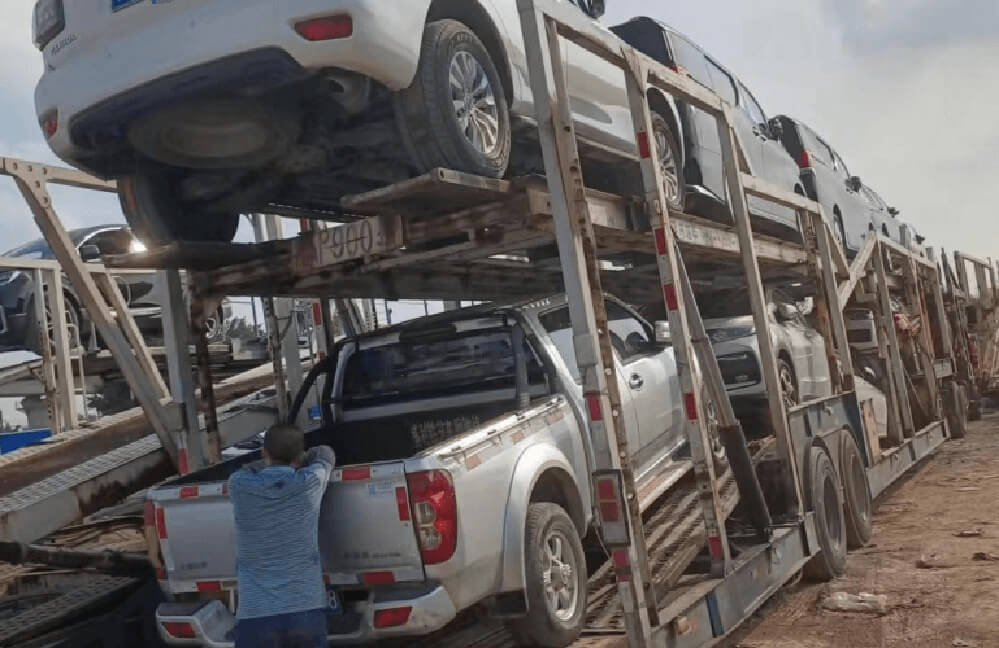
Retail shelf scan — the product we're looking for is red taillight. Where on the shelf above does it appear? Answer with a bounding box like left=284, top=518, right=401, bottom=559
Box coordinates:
left=406, top=470, right=457, bottom=565
left=395, top=487, right=410, bottom=522
left=161, top=621, right=197, bottom=639
left=179, top=486, right=199, bottom=499
left=155, top=507, right=167, bottom=539
left=373, top=606, right=412, bottom=629
left=361, top=571, right=395, bottom=586
left=40, top=111, right=57, bottom=139
left=796, top=149, right=811, bottom=168
left=196, top=581, right=222, bottom=592
left=341, top=466, right=371, bottom=481
left=295, top=15, right=353, bottom=41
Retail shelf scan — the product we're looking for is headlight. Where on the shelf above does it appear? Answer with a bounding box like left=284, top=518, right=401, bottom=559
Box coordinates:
left=0, top=270, right=22, bottom=285
left=33, top=0, right=65, bottom=50
left=707, top=327, right=755, bottom=343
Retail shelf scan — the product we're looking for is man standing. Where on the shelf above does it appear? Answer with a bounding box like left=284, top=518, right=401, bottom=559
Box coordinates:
left=229, top=424, right=335, bottom=648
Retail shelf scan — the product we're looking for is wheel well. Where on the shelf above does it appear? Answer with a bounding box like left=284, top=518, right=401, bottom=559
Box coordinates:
left=427, top=0, right=513, bottom=105
left=530, top=468, right=585, bottom=535
left=647, top=90, right=684, bottom=165
left=778, top=350, right=795, bottom=378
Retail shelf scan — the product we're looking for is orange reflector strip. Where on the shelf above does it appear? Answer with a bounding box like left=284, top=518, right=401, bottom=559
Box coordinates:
left=654, top=227, right=668, bottom=255
left=585, top=393, right=603, bottom=421
left=684, top=393, right=698, bottom=421
left=664, top=283, right=678, bottom=311
left=637, top=131, right=652, bottom=159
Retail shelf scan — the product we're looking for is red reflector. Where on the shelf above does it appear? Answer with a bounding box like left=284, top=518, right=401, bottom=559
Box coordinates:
left=179, top=486, right=199, bottom=499
left=599, top=501, right=620, bottom=522
left=41, top=111, right=57, bottom=139
left=312, top=301, right=323, bottom=325
left=196, top=581, right=222, bottom=592
left=295, top=15, right=353, bottom=41
left=362, top=571, right=396, bottom=586
left=597, top=478, right=616, bottom=500
left=395, top=487, right=411, bottom=522
left=155, top=566, right=166, bottom=580
left=178, top=448, right=190, bottom=475
left=684, top=393, right=698, bottom=421
left=341, top=466, right=371, bottom=481
left=654, top=227, right=668, bottom=255
left=155, top=507, right=167, bottom=539
left=667, top=62, right=679, bottom=72
left=636, top=131, right=652, bottom=159
left=585, top=393, right=603, bottom=421
left=162, top=621, right=197, bottom=639
left=612, top=549, right=630, bottom=568
left=663, top=283, right=678, bottom=311
left=373, top=606, right=412, bottom=629
left=708, top=536, right=724, bottom=559
left=796, top=149, right=811, bottom=169
left=221, top=482, right=229, bottom=496
left=143, top=500, right=155, bottom=526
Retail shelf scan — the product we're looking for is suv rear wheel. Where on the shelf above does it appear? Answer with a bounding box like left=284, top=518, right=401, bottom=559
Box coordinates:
left=118, top=170, right=239, bottom=246
left=650, top=113, right=684, bottom=212
left=395, top=19, right=512, bottom=178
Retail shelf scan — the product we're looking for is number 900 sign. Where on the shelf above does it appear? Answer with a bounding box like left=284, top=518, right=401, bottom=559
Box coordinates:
left=308, top=215, right=402, bottom=269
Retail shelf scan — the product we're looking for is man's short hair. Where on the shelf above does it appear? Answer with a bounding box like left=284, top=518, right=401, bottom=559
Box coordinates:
left=264, top=424, right=304, bottom=465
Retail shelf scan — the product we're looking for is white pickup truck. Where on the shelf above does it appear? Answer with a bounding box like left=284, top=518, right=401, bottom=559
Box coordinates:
left=146, top=295, right=708, bottom=647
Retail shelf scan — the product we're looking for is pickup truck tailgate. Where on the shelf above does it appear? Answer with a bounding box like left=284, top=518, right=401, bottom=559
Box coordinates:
left=149, top=462, right=425, bottom=590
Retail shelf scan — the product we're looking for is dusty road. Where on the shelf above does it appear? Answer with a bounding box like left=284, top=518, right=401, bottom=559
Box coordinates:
left=726, top=413, right=999, bottom=648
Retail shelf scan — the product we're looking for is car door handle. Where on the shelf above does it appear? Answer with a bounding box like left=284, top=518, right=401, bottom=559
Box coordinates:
left=629, top=374, right=644, bottom=390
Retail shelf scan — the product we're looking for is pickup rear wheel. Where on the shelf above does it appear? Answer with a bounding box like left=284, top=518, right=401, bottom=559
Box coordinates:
left=395, top=19, right=511, bottom=178
left=510, top=503, right=586, bottom=647
left=118, top=170, right=239, bottom=246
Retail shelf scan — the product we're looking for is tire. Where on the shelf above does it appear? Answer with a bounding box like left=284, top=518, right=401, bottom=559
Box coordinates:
left=946, top=383, right=968, bottom=439
left=26, top=292, right=85, bottom=354
left=777, top=355, right=799, bottom=410
left=509, top=503, right=587, bottom=648
left=839, top=432, right=873, bottom=549
left=803, top=446, right=848, bottom=581
left=650, top=113, right=685, bottom=212
left=118, top=170, right=239, bottom=246
left=395, top=19, right=512, bottom=178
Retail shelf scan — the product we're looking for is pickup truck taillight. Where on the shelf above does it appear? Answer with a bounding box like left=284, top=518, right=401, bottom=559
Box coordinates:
left=406, top=470, right=457, bottom=565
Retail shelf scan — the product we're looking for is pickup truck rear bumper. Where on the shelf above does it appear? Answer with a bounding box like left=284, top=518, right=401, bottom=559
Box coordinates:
left=156, top=584, right=457, bottom=646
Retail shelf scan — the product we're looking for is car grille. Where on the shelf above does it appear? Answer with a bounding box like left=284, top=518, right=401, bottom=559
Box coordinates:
left=717, top=352, right=760, bottom=386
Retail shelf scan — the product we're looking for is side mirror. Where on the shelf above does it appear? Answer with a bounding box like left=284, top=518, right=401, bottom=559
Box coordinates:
left=655, top=321, right=671, bottom=346
left=888, top=207, right=900, bottom=217
left=847, top=176, right=862, bottom=192
left=862, top=366, right=877, bottom=384
left=589, top=0, right=605, bottom=18
left=79, top=244, right=101, bottom=262
left=776, top=303, right=798, bottom=322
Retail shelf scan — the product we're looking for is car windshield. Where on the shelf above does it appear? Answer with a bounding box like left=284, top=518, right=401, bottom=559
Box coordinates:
left=2, top=239, right=54, bottom=260
left=341, top=327, right=543, bottom=407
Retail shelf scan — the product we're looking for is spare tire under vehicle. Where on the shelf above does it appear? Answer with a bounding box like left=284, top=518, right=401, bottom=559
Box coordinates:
left=118, top=171, right=239, bottom=246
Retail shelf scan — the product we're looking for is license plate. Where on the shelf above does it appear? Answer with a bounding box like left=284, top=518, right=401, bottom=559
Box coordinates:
left=326, top=587, right=342, bottom=615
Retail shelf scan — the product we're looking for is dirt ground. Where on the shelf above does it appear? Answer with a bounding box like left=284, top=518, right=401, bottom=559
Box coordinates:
left=724, top=412, right=999, bottom=648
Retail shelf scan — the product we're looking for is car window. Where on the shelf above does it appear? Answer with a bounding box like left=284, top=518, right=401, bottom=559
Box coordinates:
left=798, top=127, right=833, bottom=167
left=704, top=58, right=737, bottom=105
left=83, top=229, right=134, bottom=256
left=831, top=151, right=850, bottom=177
left=567, top=0, right=593, bottom=16
left=667, top=32, right=713, bottom=89
left=539, top=303, right=655, bottom=380
left=861, top=186, right=887, bottom=212
left=737, top=82, right=767, bottom=126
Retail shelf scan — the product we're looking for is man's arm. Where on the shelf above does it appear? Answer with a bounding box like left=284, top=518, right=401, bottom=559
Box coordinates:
left=300, top=445, right=336, bottom=489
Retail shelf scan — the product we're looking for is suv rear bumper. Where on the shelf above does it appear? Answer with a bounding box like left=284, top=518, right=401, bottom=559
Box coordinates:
left=157, top=584, right=457, bottom=646
left=36, top=0, right=427, bottom=174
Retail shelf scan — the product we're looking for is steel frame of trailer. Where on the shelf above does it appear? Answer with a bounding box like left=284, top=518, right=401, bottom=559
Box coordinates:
left=9, top=1, right=975, bottom=645
left=95, top=2, right=963, bottom=645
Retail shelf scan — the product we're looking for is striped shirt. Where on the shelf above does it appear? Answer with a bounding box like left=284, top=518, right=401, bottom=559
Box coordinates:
left=229, top=446, right=335, bottom=620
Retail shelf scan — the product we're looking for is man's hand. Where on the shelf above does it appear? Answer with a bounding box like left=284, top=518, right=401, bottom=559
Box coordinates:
left=303, top=445, right=336, bottom=469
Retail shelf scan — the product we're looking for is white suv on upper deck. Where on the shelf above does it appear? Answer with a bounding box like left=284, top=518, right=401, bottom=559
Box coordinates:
left=32, top=0, right=691, bottom=245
